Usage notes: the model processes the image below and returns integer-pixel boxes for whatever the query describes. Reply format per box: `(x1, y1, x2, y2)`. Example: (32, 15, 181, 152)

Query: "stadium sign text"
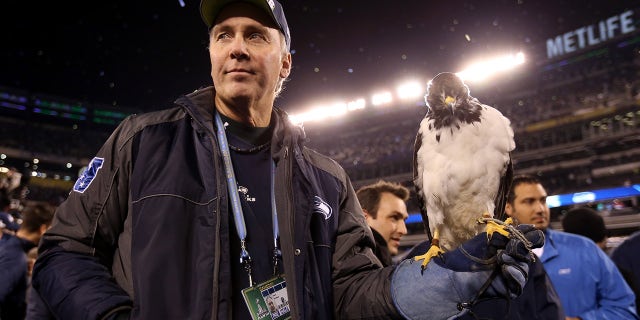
(546, 10, 636, 59)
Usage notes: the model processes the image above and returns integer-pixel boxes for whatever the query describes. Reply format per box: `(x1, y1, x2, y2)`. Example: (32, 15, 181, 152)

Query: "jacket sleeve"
(332, 176, 403, 319)
(31, 117, 136, 320)
(577, 248, 639, 320)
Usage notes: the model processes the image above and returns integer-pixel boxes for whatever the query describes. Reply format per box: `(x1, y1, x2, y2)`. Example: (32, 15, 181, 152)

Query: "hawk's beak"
(445, 96, 455, 114)
(444, 96, 455, 106)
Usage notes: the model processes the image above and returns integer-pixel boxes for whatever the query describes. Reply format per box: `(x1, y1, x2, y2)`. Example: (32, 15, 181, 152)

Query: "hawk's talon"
(414, 244, 445, 270)
(477, 216, 534, 252)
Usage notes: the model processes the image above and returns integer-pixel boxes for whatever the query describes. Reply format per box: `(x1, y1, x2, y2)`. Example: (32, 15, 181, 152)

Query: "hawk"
(413, 72, 515, 268)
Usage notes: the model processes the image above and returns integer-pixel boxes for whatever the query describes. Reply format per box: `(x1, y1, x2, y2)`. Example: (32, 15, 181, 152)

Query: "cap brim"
(200, 0, 277, 29)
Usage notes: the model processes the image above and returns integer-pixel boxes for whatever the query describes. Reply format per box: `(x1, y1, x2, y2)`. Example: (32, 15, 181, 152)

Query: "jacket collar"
(176, 86, 307, 159)
(371, 228, 392, 266)
(177, 86, 215, 124)
(540, 228, 559, 263)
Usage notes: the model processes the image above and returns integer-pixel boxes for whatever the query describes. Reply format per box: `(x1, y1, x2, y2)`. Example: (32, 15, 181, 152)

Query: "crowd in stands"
(0, 117, 108, 160)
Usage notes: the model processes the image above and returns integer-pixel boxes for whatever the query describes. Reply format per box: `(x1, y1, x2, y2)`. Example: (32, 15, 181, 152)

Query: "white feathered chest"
(413, 72, 515, 251)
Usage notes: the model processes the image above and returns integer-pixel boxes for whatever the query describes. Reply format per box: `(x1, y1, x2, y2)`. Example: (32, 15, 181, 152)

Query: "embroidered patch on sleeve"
(313, 196, 332, 220)
(73, 157, 105, 193)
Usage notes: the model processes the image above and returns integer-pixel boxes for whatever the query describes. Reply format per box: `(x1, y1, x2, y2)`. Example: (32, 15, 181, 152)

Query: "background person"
(356, 180, 410, 266)
(0, 203, 54, 320)
(505, 174, 638, 320)
(561, 206, 608, 251)
(611, 231, 640, 316)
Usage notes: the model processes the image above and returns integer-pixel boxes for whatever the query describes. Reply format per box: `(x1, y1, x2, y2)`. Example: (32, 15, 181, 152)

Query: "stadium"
(1, 2, 640, 318)
(1, 6, 640, 253)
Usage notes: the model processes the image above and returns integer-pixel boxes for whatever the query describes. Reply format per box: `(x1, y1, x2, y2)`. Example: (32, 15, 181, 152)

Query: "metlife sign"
(546, 10, 637, 59)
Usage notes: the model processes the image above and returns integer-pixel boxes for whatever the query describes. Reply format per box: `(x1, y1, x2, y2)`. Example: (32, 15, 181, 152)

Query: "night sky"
(2, 0, 637, 114)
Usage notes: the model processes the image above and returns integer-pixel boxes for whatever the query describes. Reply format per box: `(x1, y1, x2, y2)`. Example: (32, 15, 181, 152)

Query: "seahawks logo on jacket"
(238, 185, 256, 202)
(313, 196, 332, 220)
(73, 157, 104, 193)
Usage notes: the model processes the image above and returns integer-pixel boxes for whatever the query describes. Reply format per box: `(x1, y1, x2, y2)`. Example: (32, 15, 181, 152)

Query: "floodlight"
(457, 52, 525, 82)
(396, 81, 423, 100)
(371, 91, 393, 106)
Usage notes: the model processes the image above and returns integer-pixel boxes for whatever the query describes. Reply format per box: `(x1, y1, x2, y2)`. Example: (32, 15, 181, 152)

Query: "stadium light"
(288, 101, 351, 125)
(456, 52, 525, 82)
(371, 91, 393, 106)
(288, 51, 525, 124)
(396, 81, 423, 100)
(347, 98, 366, 111)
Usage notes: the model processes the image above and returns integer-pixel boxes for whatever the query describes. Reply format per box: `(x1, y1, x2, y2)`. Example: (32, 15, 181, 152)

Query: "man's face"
(208, 3, 291, 106)
(365, 192, 409, 255)
(505, 182, 551, 230)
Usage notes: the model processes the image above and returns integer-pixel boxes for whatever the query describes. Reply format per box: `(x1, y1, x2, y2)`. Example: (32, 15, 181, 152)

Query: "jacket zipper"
(179, 104, 223, 320)
(278, 145, 301, 319)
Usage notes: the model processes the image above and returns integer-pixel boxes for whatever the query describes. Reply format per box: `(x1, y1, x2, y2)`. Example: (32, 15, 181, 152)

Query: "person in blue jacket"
(31, 1, 543, 319)
(505, 174, 638, 320)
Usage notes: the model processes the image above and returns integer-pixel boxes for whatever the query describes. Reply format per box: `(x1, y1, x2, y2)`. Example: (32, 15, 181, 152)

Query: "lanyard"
(214, 110, 281, 286)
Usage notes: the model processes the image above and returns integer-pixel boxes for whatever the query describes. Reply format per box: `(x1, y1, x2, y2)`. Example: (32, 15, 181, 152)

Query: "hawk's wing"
(413, 129, 433, 242)
(494, 154, 513, 222)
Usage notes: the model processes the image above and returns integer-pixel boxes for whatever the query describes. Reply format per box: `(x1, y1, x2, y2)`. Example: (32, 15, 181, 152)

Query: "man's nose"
(398, 220, 408, 236)
(229, 37, 249, 59)
(536, 201, 546, 213)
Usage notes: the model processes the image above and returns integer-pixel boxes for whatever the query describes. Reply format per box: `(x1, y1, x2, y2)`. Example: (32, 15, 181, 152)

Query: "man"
(0, 203, 54, 319)
(505, 174, 638, 320)
(356, 180, 409, 266)
(32, 1, 542, 319)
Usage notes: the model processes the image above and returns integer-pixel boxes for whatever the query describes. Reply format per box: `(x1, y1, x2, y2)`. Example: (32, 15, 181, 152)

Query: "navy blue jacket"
(611, 231, 640, 316)
(32, 87, 399, 320)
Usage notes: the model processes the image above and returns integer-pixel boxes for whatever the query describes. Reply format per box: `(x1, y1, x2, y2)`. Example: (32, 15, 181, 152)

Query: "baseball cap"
(200, 0, 291, 50)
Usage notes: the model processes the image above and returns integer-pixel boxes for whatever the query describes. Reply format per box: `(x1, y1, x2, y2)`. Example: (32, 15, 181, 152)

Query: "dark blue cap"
(200, 0, 290, 50)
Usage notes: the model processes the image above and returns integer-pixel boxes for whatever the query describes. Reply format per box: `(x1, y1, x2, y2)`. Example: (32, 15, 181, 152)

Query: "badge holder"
(242, 274, 290, 320)
(215, 111, 290, 320)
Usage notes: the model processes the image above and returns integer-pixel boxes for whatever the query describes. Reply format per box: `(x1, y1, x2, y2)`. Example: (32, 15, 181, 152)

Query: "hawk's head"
(424, 72, 480, 130)
(425, 72, 470, 111)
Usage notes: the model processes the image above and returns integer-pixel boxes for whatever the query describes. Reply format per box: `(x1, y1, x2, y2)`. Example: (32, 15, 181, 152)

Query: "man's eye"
(249, 33, 265, 40)
(216, 33, 231, 40)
